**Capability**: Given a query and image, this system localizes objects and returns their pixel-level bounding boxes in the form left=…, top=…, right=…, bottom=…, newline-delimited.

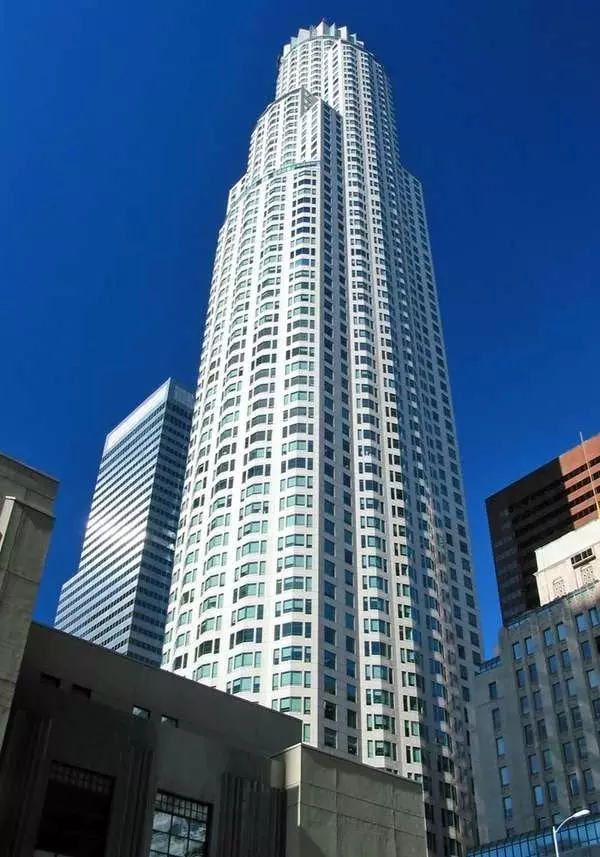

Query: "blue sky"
left=2, top=0, right=599, bottom=655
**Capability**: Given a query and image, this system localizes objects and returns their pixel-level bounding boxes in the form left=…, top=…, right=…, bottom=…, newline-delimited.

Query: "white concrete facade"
left=535, top=519, right=600, bottom=606
left=163, top=23, right=481, bottom=855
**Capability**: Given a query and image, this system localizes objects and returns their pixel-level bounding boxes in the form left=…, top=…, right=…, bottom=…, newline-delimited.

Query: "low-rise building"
left=0, top=622, right=427, bottom=857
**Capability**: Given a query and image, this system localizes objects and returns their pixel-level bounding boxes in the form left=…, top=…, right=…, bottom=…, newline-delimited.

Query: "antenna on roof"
left=580, top=432, right=600, bottom=519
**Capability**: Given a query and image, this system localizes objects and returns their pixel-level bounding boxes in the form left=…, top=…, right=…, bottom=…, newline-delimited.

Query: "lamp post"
left=552, top=809, right=590, bottom=857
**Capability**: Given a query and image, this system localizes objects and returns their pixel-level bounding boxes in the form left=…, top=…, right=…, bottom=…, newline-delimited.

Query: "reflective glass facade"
left=55, top=379, right=194, bottom=666
left=468, top=813, right=600, bottom=857
left=164, top=23, right=482, bottom=854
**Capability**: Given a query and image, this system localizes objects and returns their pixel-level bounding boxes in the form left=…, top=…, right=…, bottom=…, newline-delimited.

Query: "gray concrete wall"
left=278, top=744, right=426, bottom=857
left=0, top=455, right=57, bottom=754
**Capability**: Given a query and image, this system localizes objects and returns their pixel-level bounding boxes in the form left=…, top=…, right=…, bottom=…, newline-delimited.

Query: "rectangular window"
left=575, top=613, right=587, bottom=632
left=489, top=681, right=498, bottom=699
left=587, top=669, right=599, bottom=689
left=151, top=791, right=210, bottom=857
left=543, top=628, right=554, bottom=647
left=496, top=736, right=505, bottom=757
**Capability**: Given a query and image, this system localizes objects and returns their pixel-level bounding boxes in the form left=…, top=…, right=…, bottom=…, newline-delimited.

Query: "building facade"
left=534, top=521, right=600, bottom=607
left=163, top=23, right=482, bottom=855
left=467, top=812, right=600, bottom=857
left=474, top=522, right=600, bottom=843
left=0, top=622, right=427, bottom=857
left=487, top=434, right=600, bottom=624
left=55, top=379, right=194, bottom=666
left=0, top=454, right=57, bottom=753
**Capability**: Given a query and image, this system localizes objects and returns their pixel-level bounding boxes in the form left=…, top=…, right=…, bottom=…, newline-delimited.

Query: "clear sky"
left=2, top=0, right=599, bottom=656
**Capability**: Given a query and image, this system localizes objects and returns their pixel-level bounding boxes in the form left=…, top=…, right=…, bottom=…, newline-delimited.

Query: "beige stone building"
left=474, top=520, right=600, bottom=843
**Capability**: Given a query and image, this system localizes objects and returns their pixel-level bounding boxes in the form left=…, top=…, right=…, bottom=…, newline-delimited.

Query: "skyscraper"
left=487, top=434, right=600, bottom=623
left=56, top=378, right=194, bottom=666
left=163, top=24, right=481, bottom=853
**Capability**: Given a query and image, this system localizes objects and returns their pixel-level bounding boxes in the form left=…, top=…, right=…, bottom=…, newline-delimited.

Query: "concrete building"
left=55, top=379, right=194, bottom=666
left=0, top=454, right=57, bottom=754
left=535, top=520, right=600, bottom=606
left=164, top=23, right=481, bottom=855
left=0, top=622, right=427, bottom=857
left=474, top=522, right=600, bottom=842
left=487, top=434, right=600, bottom=624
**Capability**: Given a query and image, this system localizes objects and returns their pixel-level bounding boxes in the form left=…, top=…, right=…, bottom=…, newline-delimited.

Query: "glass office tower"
left=56, top=379, right=193, bottom=666
left=163, top=24, right=481, bottom=854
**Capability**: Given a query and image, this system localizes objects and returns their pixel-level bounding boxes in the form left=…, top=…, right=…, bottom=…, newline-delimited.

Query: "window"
left=151, top=790, right=210, bottom=857
left=560, top=649, right=571, bottom=669
left=529, top=663, right=539, bottom=684
left=568, top=773, right=580, bottom=796
left=538, top=719, right=548, bottom=741
left=132, top=706, right=150, bottom=720
left=499, top=766, right=510, bottom=786
left=590, top=607, right=600, bottom=627
left=543, top=628, right=554, bottom=647
left=512, top=642, right=522, bottom=661
left=529, top=754, right=539, bottom=774
left=542, top=749, right=553, bottom=770
left=324, top=700, right=337, bottom=721
left=533, top=690, right=543, bottom=711
left=553, top=682, right=563, bottom=703
left=587, top=669, right=599, bottom=689
left=548, top=655, right=558, bottom=674
left=577, top=736, right=588, bottom=758
left=556, top=622, right=567, bottom=641
left=516, top=668, right=525, bottom=687
left=581, top=640, right=593, bottom=660
left=563, top=742, right=574, bottom=763
left=525, top=636, right=535, bottom=655
left=547, top=781, right=557, bottom=802
left=557, top=712, right=569, bottom=733
left=324, top=727, right=337, bottom=748
left=584, top=769, right=595, bottom=792
left=576, top=613, right=587, bottom=632
left=520, top=696, right=530, bottom=715
left=496, top=736, right=506, bottom=757
left=160, top=715, right=178, bottom=728
left=572, top=706, right=583, bottom=728
left=566, top=677, right=577, bottom=697
left=503, top=796, right=513, bottom=819
left=489, top=681, right=498, bottom=699
left=492, top=708, right=502, bottom=730
left=532, top=784, right=544, bottom=806
left=524, top=724, right=534, bottom=745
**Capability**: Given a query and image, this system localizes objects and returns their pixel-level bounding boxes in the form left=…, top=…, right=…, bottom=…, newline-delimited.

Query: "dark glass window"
left=150, top=790, right=210, bottom=857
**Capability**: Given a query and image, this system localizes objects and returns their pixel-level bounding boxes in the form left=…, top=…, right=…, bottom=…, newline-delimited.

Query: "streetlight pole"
left=552, top=809, right=590, bottom=857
